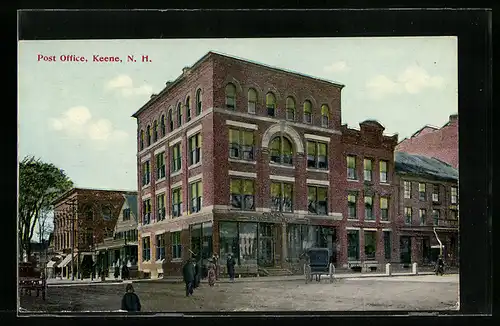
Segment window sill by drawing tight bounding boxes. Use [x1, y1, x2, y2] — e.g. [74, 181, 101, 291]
[171, 258, 183, 263]
[347, 179, 359, 182]
[141, 184, 151, 190]
[228, 158, 257, 164]
[155, 177, 166, 184]
[380, 182, 391, 186]
[347, 218, 359, 221]
[171, 171, 182, 177]
[269, 163, 295, 169]
[306, 168, 329, 173]
[188, 162, 202, 170]
[380, 220, 391, 223]
[364, 219, 377, 222]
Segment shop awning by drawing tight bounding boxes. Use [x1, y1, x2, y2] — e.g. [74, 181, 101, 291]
[58, 253, 77, 268]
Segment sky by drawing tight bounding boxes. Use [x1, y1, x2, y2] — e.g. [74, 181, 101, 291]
[18, 37, 458, 192]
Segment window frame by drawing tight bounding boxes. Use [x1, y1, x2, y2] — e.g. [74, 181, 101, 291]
[379, 160, 388, 183]
[188, 133, 202, 166]
[225, 83, 236, 109]
[348, 193, 357, 219]
[364, 195, 374, 220]
[380, 196, 389, 221]
[433, 209, 440, 225]
[142, 199, 151, 225]
[347, 230, 360, 261]
[189, 180, 203, 214]
[270, 182, 294, 213]
[171, 143, 182, 173]
[171, 232, 182, 259]
[142, 160, 151, 186]
[142, 236, 151, 262]
[307, 141, 328, 169]
[347, 155, 357, 180]
[155, 152, 166, 180]
[419, 183, 426, 201]
[196, 89, 202, 115]
[303, 100, 312, 124]
[247, 88, 257, 114]
[404, 181, 412, 199]
[177, 103, 183, 127]
[404, 207, 412, 225]
[307, 186, 328, 215]
[450, 186, 458, 204]
[266, 92, 276, 117]
[185, 96, 191, 122]
[155, 233, 166, 261]
[146, 125, 151, 146]
[229, 128, 255, 161]
[419, 208, 427, 226]
[363, 158, 373, 182]
[230, 178, 255, 211]
[172, 187, 182, 217]
[269, 135, 294, 165]
[157, 194, 166, 221]
[320, 104, 329, 128]
[286, 96, 295, 121]
[432, 184, 440, 202]
[153, 120, 158, 142]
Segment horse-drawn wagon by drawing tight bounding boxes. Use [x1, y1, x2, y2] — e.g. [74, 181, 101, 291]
[19, 262, 47, 300]
[303, 247, 335, 284]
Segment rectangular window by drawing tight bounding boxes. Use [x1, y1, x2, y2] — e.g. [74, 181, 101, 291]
[379, 160, 388, 183]
[171, 232, 182, 259]
[171, 144, 181, 173]
[270, 182, 293, 212]
[172, 188, 182, 217]
[307, 141, 328, 169]
[155, 152, 166, 180]
[142, 161, 151, 186]
[419, 208, 427, 225]
[155, 233, 166, 260]
[433, 209, 440, 225]
[141, 237, 151, 262]
[450, 186, 458, 204]
[419, 183, 426, 201]
[404, 181, 412, 199]
[383, 231, 391, 260]
[123, 208, 131, 221]
[347, 230, 360, 260]
[364, 231, 376, 260]
[347, 155, 357, 180]
[229, 129, 254, 161]
[432, 184, 440, 202]
[189, 181, 203, 213]
[230, 179, 255, 210]
[348, 193, 357, 219]
[142, 199, 151, 225]
[450, 209, 458, 220]
[364, 196, 374, 220]
[380, 197, 389, 221]
[189, 133, 202, 166]
[364, 159, 373, 182]
[404, 207, 412, 225]
[157, 194, 166, 221]
[219, 222, 239, 260]
[307, 186, 328, 215]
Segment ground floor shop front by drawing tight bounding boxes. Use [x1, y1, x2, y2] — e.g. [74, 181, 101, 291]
[138, 211, 415, 278]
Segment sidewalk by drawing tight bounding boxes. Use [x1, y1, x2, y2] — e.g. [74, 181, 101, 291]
[45, 271, 449, 287]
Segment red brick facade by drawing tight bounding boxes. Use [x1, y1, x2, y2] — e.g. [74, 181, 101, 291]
[396, 115, 458, 169]
[132, 52, 400, 278]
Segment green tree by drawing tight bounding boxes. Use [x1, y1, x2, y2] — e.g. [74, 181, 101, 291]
[18, 156, 73, 261]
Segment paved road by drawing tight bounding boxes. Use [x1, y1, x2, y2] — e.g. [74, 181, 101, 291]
[20, 274, 458, 312]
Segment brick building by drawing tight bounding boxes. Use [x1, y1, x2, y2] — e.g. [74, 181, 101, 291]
[394, 152, 459, 267]
[395, 114, 458, 169]
[52, 188, 136, 278]
[132, 51, 398, 278]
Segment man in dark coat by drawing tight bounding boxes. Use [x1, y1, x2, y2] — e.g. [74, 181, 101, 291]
[194, 258, 202, 288]
[121, 284, 141, 312]
[226, 253, 236, 281]
[182, 259, 195, 296]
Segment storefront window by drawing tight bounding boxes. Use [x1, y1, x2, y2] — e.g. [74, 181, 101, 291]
[238, 222, 257, 266]
[191, 224, 202, 258]
[400, 236, 412, 264]
[287, 224, 305, 259]
[364, 231, 376, 260]
[347, 230, 360, 260]
[201, 222, 213, 262]
[219, 222, 239, 261]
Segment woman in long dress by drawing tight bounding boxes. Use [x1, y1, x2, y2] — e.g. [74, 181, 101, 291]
[207, 259, 216, 286]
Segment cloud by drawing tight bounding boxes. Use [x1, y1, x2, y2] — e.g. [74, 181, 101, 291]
[323, 61, 351, 73]
[48, 106, 128, 150]
[366, 65, 445, 99]
[105, 74, 153, 97]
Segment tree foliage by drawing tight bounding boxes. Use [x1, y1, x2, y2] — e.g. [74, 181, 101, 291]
[18, 156, 73, 260]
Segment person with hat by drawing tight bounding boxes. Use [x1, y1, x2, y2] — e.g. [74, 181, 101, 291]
[226, 253, 236, 282]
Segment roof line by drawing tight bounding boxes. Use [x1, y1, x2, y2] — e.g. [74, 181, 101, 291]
[51, 187, 137, 205]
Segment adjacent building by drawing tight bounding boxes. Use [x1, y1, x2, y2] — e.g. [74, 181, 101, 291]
[51, 188, 136, 279]
[132, 51, 399, 278]
[395, 114, 458, 169]
[95, 194, 139, 277]
[394, 152, 459, 267]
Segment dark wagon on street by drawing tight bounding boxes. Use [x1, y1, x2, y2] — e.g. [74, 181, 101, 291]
[303, 247, 335, 284]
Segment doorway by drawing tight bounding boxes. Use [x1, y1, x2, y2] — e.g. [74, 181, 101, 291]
[258, 223, 275, 267]
[399, 236, 412, 265]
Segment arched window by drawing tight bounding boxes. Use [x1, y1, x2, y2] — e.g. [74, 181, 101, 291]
[266, 92, 276, 117]
[153, 120, 158, 142]
[248, 88, 257, 114]
[321, 104, 330, 128]
[177, 102, 182, 127]
[140, 130, 144, 150]
[303, 100, 312, 124]
[269, 135, 293, 165]
[186, 96, 191, 122]
[160, 114, 166, 136]
[146, 125, 151, 146]
[225, 83, 236, 109]
[168, 108, 174, 131]
[196, 89, 202, 115]
[286, 97, 295, 121]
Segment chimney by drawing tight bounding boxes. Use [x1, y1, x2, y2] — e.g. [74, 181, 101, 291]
[165, 81, 172, 87]
[449, 114, 458, 122]
[150, 93, 157, 99]
[182, 66, 191, 76]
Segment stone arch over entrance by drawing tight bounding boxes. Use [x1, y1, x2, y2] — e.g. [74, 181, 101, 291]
[261, 123, 304, 154]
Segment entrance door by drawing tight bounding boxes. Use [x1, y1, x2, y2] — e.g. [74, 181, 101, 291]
[399, 236, 412, 264]
[258, 223, 275, 267]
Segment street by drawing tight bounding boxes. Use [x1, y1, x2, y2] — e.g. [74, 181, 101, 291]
[20, 274, 459, 312]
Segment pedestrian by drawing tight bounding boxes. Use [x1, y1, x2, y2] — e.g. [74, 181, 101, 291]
[194, 257, 202, 288]
[212, 253, 219, 280]
[207, 258, 216, 287]
[114, 262, 120, 279]
[226, 253, 236, 281]
[182, 259, 195, 296]
[121, 284, 141, 312]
